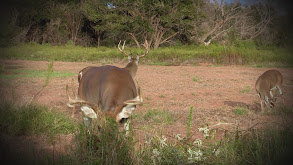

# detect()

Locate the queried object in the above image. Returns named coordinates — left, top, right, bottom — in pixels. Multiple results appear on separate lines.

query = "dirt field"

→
left=1, top=59, right=293, bottom=154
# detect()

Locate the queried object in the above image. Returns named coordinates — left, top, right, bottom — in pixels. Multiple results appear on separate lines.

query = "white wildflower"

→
left=193, top=139, right=202, bottom=147
left=159, top=135, right=167, bottom=148
left=187, top=148, right=203, bottom=163
left=151, top=148, right=161, bottom=163
left=175, top=134, right=183, bottom=141
left=198, top=126, right=210, bottom=138
left=213, top=148, right=220, bottom=156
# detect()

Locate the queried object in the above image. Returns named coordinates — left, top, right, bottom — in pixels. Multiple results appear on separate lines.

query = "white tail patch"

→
left=81, top=105, right=97, bottom=118
left=118, top=104, right=136, bottom=120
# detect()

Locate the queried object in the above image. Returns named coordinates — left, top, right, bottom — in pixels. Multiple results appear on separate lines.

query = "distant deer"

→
left=255, top=69, right=283, bottom=111
left=67, top=40, right=149, bottom=126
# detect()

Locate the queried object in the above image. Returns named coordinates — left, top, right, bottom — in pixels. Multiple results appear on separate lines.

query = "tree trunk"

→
left=200, top=20, right=224, bottom=43
left=97, top=35, right=100, bottom=48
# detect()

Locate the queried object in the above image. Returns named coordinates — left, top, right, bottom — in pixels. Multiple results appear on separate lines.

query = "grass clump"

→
left=239, top=85, right=251, bottom=93
left=192, top=76, right=200, bottom=82
left=212, top=126, right=293, bottom=165
left=138, top=109, right=176, bottom=124
left=0, top=103, right=76, bottom=138
left=233, top=106, right=248, bottom=115
left=75, top=117, right=135, bottom=165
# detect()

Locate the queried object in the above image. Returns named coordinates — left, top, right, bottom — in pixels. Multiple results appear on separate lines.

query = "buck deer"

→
left=255, top=69, right=283, bottom=111
left=66, top=40, right=149, bottom=125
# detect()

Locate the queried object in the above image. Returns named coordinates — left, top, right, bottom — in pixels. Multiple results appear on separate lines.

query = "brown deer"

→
left=67, top=40, right=149, bottom=124
left=255, top=69, right=283, bottom=111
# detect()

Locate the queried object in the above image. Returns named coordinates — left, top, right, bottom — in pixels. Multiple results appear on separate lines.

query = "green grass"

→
left=233, top=106, right=249, bottom=115
left=1, top=103, right=293, bottom=164
left=211, top=126, right=293, bottom=165
left=133, top=109, right=176, bottom=124
left=192, top=76, right=200, bottom=82
left=239, top=85, right=251, bottom=94
left=0, top=69, right=75, bottom=79
left=186, top=106, right=194, bottom=139
left=75, top=119, right=135, bottom=165
left=0, top=42, right=292, bottom=66
left=0, top=103, right=76, bottom=138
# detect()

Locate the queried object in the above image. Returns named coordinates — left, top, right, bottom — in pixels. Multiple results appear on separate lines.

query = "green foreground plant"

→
left=0, top=103, right=76, bottom=139
left=1, top=103, right=293, bottom=164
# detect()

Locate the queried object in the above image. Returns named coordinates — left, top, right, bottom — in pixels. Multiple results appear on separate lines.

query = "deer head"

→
left=118, top=40, right=149, bottom=78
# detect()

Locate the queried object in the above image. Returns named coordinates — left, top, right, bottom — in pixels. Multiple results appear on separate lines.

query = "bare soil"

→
left=1, top=59, right=293, bottom=157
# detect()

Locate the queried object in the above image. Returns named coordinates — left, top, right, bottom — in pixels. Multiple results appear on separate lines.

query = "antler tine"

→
left=66, top=85, right=92, bottom=106
left=124, top=81, right=143, bottom=105
left=138, top=39, right=149, bottom=58
left=117, top=40, right=130, bottom=57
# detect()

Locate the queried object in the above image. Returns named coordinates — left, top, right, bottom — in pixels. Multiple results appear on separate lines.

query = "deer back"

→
left=78, top=65, right=137, bottom=112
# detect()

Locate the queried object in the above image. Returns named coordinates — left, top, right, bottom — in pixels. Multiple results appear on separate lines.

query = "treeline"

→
left=1, top=0, right=292, bottom=48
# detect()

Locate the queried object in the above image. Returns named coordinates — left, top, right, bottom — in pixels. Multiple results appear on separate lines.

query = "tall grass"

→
left=75, top=117, right=135, bottom=165
left=0, top=103, right=76, bottom=138
left=0, top=42, right=292, bottom=66
left=1, top=102, right=292, bottom=164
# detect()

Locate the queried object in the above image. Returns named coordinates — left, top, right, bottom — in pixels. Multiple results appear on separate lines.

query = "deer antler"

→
left=138, top=40, right=149, bottom=58
left=117, top=40, right=130, bottom=57
left=66, top=85, right=94, bottom=107
left=124, top=81, right=143, bottom=105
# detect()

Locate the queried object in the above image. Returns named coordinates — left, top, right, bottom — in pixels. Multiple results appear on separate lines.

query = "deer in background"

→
left=67, top=40, right=149, bottom=126
left=255, top=69, right=283, bottom=111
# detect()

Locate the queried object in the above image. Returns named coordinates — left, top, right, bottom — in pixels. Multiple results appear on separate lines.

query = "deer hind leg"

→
left=264, top=90, right=274, bottom=109
left=276, top=85, right=283, bottom=95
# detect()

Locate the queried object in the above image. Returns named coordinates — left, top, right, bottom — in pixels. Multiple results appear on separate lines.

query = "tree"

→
left=193, top=0, right=274, bottom=46
left=116, top=0, right=197, bottom=49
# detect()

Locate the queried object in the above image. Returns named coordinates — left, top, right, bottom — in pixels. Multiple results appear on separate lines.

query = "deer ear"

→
left=128, top=56, right=132, bottom=62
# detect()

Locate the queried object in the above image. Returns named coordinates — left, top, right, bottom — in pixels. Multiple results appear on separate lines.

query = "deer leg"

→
left=124, top=119, right=131, bottom=137
left=269, top=90, right=274, bottom=99
left=264, top=95, right=273, bottom=109
left=276, top=85, right=283, bottom=95
left=83, top=116, right=91, bottom=128
left=260, top=99, right=264, bottom=111
left=71, top=107, right=75, bottom=118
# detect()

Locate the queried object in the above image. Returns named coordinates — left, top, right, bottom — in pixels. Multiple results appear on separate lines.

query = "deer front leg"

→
left=260, top=99, right=264, bottom=111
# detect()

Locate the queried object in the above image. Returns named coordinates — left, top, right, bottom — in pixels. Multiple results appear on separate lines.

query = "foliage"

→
left=1, top=0, right=292, bottom=48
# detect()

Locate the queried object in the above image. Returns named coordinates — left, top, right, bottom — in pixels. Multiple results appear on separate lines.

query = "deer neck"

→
left=124, top=62, right=138, bottom=78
